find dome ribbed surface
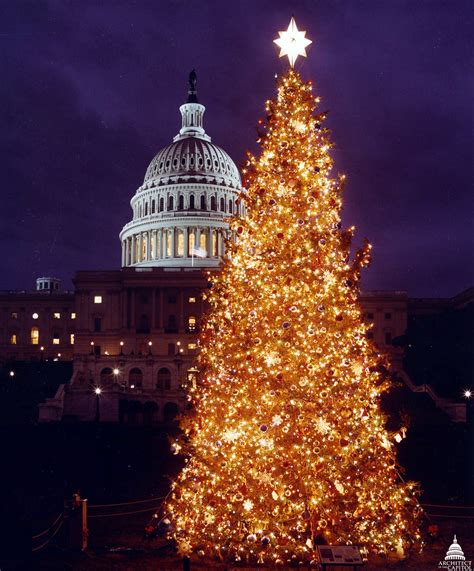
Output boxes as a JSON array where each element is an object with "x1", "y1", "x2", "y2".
[{"x1": 144, "y1": 138, "x2": 241, "y2": 186}]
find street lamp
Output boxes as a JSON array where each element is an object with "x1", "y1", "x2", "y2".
[
  {"x1": 464, "y1": 389, "x2": 473, "y2": 504},
  {"x1": 94, "y1": 387, "x2": 102, "y2": 422}
]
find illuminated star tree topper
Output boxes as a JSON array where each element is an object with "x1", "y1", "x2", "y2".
[{"x1": 273, "y1": 16, "x2": 312, "y2": 67}]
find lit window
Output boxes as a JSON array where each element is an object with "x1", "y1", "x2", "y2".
[
  {"x1": 11, "y1": 312, "x2": 18, "y2": 319},
  {"x1": 53, "y1": 312, "x2": 61, "y2": 319},
  {"x1": 199, "y1": 232, "x2": 207, "y2": 254},
  {"x1": 188, "y1": 231, "x2": 195, "y2": 255},
  {"x1": 10, "y1": 334, "x2": 17, "y2": 345},
  {"x1": 188, "y1": 343, "x2": 197, "y2": 350},
  {"x1": 94, "y1": 296, "x2": 102, "y2": 304},
  {"x1": 71, "y1": 312, "x2": 76, "y2": 319},
  {"x1": 32, "y1": 312, "x2": 39, "y2": 320},
  {"x1": 177, "y1": 230, "x2": 184, "y2": 256},
  {"x1": 70, "y1": 333, "x2": 75, "y2": 345},
  {"x1": 166, "y1": 230, "x2": 172, "y2": 257},
  {"x1": 53, "y1": 334, "x2": 60, "y2": 345},
  {"x1": 187, "y1": 316, "x2": 197, "y2": 332},
  {"x1": 31, "y1": 327, "x2": 39, "y2": 345},
  {"x1": 188, "y1": 297, "x2": 196, "y2": 303}
]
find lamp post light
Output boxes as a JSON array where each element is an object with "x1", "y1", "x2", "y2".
[
  {"x1": 464, "y1": 389, "x2": 473, "y2": 504},
  {"x1": 119, "y1": 341, "x2": 124, "y2": 356},
  {"x1": 95, "y1": 387, "x2": 102, "y2": 422}
]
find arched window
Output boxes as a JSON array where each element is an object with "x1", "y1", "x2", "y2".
[
  {"x1": 189, "y1": 194, "x2": 195, "y2": 209},
  {"x1": 129, "y1": 368, "x2": 143, "y2": 388},
  {"x1": 168, "y1": 195, "x2": 174, "y2": 210},
  {"x1": 220, "y1": 197, "x2": 225, "y2": 212},
  {"x1": 200, "y1": 195, "x2": 206, "y2": 210},
  {"x1": 157, "y1": 368, "x2": 171, "y2": 390},
  {"x1": 151, "y1": 200, "x2": 156, "y2": 213},
  {"x1": 31, "y1": 327, "x2": 39, "y2": 345},
  {"x1": 177, "y1": 230, "x2": 184, "y2": 256},
  {"x1": 178, "y1": 195, "x2": 184, "y2": 210},
  {"x1": 100, "y1": 367, "x2": 114, "y2": 386},
  {"x1": 210, "y1": 196, "x2": 217, "y2": 211},
  {"x1": 159, "y1": 197, "x2": 164, "y2": 212},
  {"x1": 166, "y1": 230, "x2": 172, "y2": 257},
  {"x1": 188, "y1": 231, "x2": 195, "y2": 255},
  {"x1": 187, "y1": 315, "x2": 197, "y2": 333},
  {"x1": 229, "y1": 199, "x2": 233, "y2": 213}
]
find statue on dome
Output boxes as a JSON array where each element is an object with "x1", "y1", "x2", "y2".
[{"x1": 188, "y1": 69, "x2": 197, "y2": 92}]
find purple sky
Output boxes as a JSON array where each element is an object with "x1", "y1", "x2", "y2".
[{"x1": 1, "y1": 1, "x2": 472, "y2": 296}]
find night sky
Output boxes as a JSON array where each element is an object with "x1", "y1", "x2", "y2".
[{"x1": 1, "y1": 1, "x2": 472, "y2": 296}]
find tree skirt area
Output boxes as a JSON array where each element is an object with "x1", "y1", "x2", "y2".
[{"x1": 30, "y1": 515, "x2": 474, "y2": 570}]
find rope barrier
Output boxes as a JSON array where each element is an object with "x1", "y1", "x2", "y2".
[
  {"x1": 32, "y1": 519, "x2": 64, "y2": 552},
  {"x1": 32, "y1": 513, "x2": 63, "y2": 540},
  {"x1": 89, "y1": 496, "x2": 165, "y2": 509},
  {"x1": 425, "y1": 513, "x2": 474, "y2": 520},
  {"x1": 89, "y1": 505, "x2": 162, "y2": 518},
  {"x1": 421, "y1": 503, "x2": 474, "y2": 510}
]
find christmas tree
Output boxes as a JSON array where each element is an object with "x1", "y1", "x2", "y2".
[{"x1": 166, "y1": 19, "x2": 422, "y2": 565}]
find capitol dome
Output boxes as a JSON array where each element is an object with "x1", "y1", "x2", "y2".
[{"x1": 119, "y1": 70, "x2": 243, "y2": 269}]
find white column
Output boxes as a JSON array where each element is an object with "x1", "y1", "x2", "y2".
[
  {"x1": 131, "y1": 235, "x2": 136, "y2": 264},
  {"x1": 138, "y1": 233, "x2": 143, "y2": 262},
  {"x1": 147, "y1": 232, "x2": 151, "y2": 261},
  {"x1": 171, "y1": 228, "x2": 176, "y2": 257},
  {"x1": 218, "y1": 231, "x2": 223, "y2": 257},
  {"x1": 196, "y1": 228, "x2": 201, "y2": 254},
  {"x1": 184, "y1": 227, "x2": 189, "y2": 257},
  {"x1": 207, "y1": 227, "x2": 212, "y2": 257}
]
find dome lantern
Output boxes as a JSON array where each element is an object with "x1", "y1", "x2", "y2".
[{"x1": 174, "y1": 70, "x2": 210, "y2": 142}]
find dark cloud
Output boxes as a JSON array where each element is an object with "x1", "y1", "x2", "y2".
[{"x1": 0, "y1": 0, "x2": 472, "y2": 296}]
